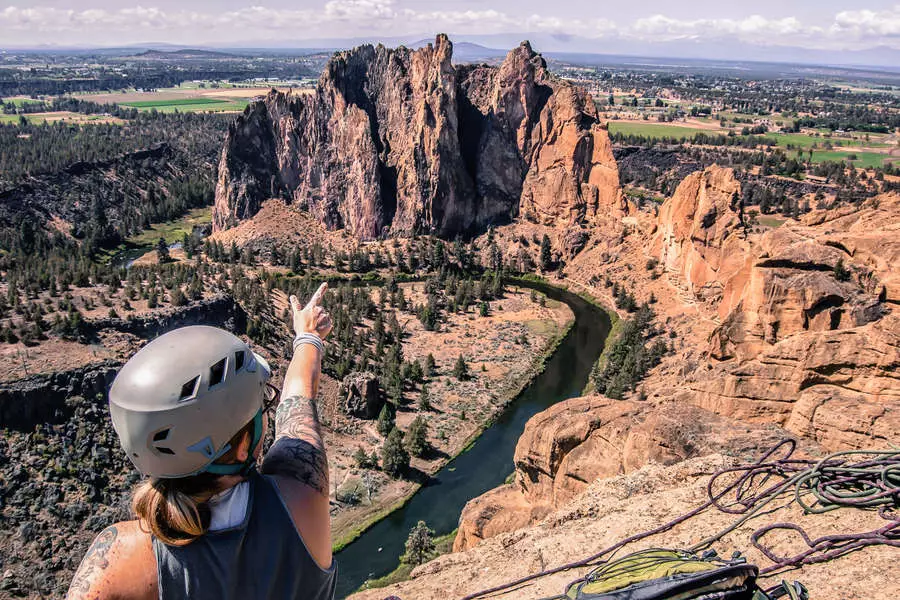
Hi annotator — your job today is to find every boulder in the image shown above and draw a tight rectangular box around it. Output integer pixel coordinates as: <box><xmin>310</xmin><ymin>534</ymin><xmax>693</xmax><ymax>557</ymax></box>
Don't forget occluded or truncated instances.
<box><xmin>340</xmin><ymin>372</ymin><xmax>384</xmax><ymax>419</ymax></box>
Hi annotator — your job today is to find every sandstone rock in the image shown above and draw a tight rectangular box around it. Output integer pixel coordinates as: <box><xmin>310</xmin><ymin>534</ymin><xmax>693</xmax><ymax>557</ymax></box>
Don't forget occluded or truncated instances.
<box><xmin>653</xmin><ymin>165</ymin><xmax>752</xmax><ymax>317</ymax></box>
<box><xmin>340</xmin><ymin>372</ymin><xmax>384</xmax><ymax>419</ymax></box>
<box><xmin>214</xmin><ymin>36</ymin><xmax>621</xmax><ymax>240</ymax></box>
<box><xmin>650</xmin><ymin>183</ymin><xmax>898</xmax><ymax>451</ymax></box>
<box><xmin>454</xmin><ymin>396</ymin><xmax>785</xmax><ymax>551</ymax></box>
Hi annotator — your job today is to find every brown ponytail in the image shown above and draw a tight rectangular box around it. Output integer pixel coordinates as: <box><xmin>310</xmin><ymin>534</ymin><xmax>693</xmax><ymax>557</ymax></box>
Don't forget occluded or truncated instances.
<box><xmin>131</xmin><ymin>420</ymin><xmax>256</xmax><ymax>546</ymax></box>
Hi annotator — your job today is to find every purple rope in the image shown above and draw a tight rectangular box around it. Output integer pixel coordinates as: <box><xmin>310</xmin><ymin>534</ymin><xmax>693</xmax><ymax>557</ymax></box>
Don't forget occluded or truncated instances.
<box><xmin>460</xmin><ymin>440</ymin><xmax>900</xmax><ymax>600</ymax></box>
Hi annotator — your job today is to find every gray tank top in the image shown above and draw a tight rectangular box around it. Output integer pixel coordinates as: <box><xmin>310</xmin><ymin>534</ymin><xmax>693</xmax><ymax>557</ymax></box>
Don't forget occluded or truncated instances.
<box><xmin>153</xmin><ymin>471</ymin><xmax>336</xmax><ymax>600</ymax></box>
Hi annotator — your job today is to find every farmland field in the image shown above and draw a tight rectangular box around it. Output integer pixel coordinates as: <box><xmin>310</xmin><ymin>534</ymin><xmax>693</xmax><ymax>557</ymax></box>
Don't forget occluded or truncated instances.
<box><xmin>69</xmin><ymin>84</ymin><xmax>305</xmax><ymax>113</ymax></box>
<box><xmin>809</xmin><ymin>150</ymin><xmax>888</xmax><ymax>168</ymax></box>
<box><xmin>0</xmin><ymin>111</ymin><xmax>125</xmax><ymax>125</ymax></box>
<box><xmin>607</xmin><ymin>121</ymin><xmax>711</xmax><ymax>139</ymax></box>
<box><xmin>117</xmin><ymin>98</ymin><xmax>249</xmax><ymax>112</ymax></box>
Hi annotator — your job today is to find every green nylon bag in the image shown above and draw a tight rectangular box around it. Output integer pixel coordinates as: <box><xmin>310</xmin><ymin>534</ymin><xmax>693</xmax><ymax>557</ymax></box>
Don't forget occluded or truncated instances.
<box><xmin>543</xmin><ymin>548</ymin><xmax>803</xmax><ymax>600</ymax></box>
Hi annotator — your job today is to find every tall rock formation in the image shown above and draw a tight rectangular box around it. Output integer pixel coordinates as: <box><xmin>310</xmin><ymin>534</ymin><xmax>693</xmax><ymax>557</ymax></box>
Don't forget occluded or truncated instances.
<box><xmin>651</xmin><ymin>171</ymin><xmax>898</xmax><ymax>450</ymax></box>
<box><xmin>213</xmin><ymin>35</ymin><xmax>623</xmax><ymax>240</ymax></box>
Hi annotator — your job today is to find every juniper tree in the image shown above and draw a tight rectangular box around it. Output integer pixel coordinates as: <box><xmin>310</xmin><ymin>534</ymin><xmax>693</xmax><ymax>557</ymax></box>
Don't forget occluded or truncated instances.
<box><xmin>539</xmin><ymin>234</ymin><xmax>552</xmax><ymax>271</ymax></box>
<box><xmin>405</xmin><ymin>416</ymin><xmax>429</xmax><ymax>458</ymax></box>
<box><xmin>381</xmin><ymin>427</ymin><xmax>409</xmax><ymax>478</ymax></box>
<box><xmin>418</xmin><ymin>384</ymin><xmax>431</xmax><ymax>411</ymax></box>
<box><xmin>404</xmin><ymin>521</ymin><xmax>436</xmax><ymax>565</ymax></box>
<box><xmin>156</xmin><ymin>237</ymin><xmax>170</xmax><ymax>263</ymax></box>
<box><xmin>376</xmin><ymin>402</ymin><xmax>396</xmax><ymax>437</ymax></box>
<box><xmin>453</xmin><ymin>354</ymin><xmax>469</xmax><ymax>381</ymax></box>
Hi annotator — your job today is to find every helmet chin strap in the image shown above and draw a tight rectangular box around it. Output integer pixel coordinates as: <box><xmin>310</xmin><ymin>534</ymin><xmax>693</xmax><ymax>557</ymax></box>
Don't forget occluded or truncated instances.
<box><xmin>203</xmin><ymin>409</ymin><xmax>264</xmax><ymax>477</ymax></box>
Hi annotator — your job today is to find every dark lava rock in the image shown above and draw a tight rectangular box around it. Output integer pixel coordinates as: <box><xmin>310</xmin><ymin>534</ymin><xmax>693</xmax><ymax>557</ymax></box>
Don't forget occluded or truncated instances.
<box><xmin>340</xmin><ymin>372</ymin><xmax>384</xmax><ymax>419</ymax></box>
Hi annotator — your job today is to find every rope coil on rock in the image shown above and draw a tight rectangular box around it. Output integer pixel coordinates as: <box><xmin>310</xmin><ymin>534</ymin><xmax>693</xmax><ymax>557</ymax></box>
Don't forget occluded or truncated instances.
<box><xmin>461</xmin><ymin>440</ymin><xmax>900</xmax><ymax>600</ymax></box>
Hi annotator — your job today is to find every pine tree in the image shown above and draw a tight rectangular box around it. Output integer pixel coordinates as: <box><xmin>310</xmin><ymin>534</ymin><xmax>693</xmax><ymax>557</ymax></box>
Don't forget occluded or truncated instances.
<box><xmin>539</xmin><ymin>234</ymin><xmax>552</xmax><ymax>271</ymax></box>
<box><xmin>418</xmin><ymin>384</ymin><xmax>431</xmax><ymax>411</ymax></box>
<box><xmin>353</xmin><ymin>446</ymin><xmax>371</xmax><ymax>469</ymax></box>
<box><xmin>376</xmin><ymin>402</ymin><xmax>396</xmax><ymax>437</ymax></box>
<box><xmin>405</xmin><ymin>416</ymin><xmax>429</xmax><ymax>458</ymax></box>
<box><xmin>382</xmin><ymin>427</ymin><xmax>409</xmax><ymax>478</ymax></box>
<box><xmin>453</xmin><ymin>354</ymin><xmax>469</xmax><ymax>381</ymax></box>
<box><xmin>424</xmin><ymin>353</ymin><xmax>436</xmax><ymax>377</ymax></box>
<box><xmin>404</xmin><ymin>521</ymin><xmax>436</xmax><ymax>565</ymax></box>
<box><xmin>156</xmin><ymin>237</ymin><xmax>170</xmax><ymax>263</ymax></box>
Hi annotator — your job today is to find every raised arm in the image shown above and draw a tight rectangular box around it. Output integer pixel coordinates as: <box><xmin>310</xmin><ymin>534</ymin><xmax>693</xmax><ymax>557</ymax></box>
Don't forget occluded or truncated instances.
<box><xmin>261</xmin><ymin>282</ymin><xmax>332</xmax><ymax>492</ymax></box>
<box><xmin>260</xmin><ymin>283</ymin><xmax>334</xmax><ymax>569</ymax></box>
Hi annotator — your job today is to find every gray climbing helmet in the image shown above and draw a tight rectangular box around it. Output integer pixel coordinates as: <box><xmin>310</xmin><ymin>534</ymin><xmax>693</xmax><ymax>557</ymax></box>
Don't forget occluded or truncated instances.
<box><xmin>108</xmin><ymin>326</ymin><xmax>271</xmax><ymax>479</ymax></box>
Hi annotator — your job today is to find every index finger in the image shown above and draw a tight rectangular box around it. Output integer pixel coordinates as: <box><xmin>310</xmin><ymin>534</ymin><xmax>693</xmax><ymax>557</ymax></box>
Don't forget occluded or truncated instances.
<box><xmin>304</xmin><ymin>282</ymin><xmax>328</xmax><ymax>310</ymax></box>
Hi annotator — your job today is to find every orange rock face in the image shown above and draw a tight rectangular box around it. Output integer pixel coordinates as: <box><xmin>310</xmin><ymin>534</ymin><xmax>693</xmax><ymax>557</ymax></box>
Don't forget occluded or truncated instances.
<box><xmin>652</xmin><ymin>166</ymin><xmax>753</xmax><ymax>318</ymax></box>
<box><xmin>454</xmin><ymin>397</ymin><xmax>786</xmax><ymax>552</ymax></box>
<box><xmin>454</xmin><ymin>178</ymin><xmax>898</xmax><ymax>553</ymax></box>
<box><xmin>213</xmin><ymin>36</ymin><xmax>621</xmax><ymax>240</ymax></box>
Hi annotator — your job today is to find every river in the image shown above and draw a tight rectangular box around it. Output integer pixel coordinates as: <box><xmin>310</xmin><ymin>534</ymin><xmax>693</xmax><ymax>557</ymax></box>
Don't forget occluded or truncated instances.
<box><xmin>333</xmin><ymin>281</ymin><xmax>612</xmax><ymax>598</ymax></box>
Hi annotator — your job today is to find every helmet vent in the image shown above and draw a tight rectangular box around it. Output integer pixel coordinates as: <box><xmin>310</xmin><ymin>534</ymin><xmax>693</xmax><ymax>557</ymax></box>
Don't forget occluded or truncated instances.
<box><xmin>179</xmin><ymin>376</ymin><xmax>200</xmax><ymax>402</ymax></box>
<box><xmin>152</xmin><ymin>428</ymin><xmax>171</xmax><ymax>442</ymax></box>
<box><xmin>234</xmin><ymin>350</ymin><xmax>246</xmax><ymax>371</ymax></box>
<box><xmin>209</xmin><ymin>358</ymin><xmax>228</xmax><ymax>387</ymax></box>
<box><xmin>156</xmin><ymin>447</ymin><xmax>175</xmax><ymax>455</ymax></box>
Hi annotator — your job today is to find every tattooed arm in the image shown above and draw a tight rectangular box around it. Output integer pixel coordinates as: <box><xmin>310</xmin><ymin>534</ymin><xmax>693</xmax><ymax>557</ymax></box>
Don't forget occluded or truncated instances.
<box><xmin>261</xmin><ymin>282</ymin><xmax>332</xmax><ymax>494</ymax></box>
<box><xmin>66</xmin><ymin>521</ymin><xmax>156</xmax><ymax>600</ymax></box>
<box><xmin>262</xmin><ymin>283</ymin><xmax>334</xmax><ymax>570</ymax></box>
<box><xmin>67</xmin><ymin>526</ymin><xmax>118</xmax><ymax>599</ymax></box>
<box><xmin>260</xmin><ymin>394</ymin><xmax>328</xmax><ymax>495</ymax></box>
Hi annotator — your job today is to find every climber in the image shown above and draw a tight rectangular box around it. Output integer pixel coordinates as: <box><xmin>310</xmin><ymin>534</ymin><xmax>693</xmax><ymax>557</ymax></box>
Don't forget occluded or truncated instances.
<box><xmin>66</xmin><ymin>283</ymin><xmax>336</xmax><ymax>600</ymax></box>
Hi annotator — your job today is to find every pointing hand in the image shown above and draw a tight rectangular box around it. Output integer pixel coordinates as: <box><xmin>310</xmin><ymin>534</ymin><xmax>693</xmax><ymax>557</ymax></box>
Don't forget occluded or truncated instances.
<box><xmin>289</xmin><ymin>282</ymin><xmax>332</xmax><ymax>340</ymax></box>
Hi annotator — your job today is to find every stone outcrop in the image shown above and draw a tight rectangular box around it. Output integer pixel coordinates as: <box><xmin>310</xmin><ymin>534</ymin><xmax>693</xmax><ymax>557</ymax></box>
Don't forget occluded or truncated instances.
<box><xmin>340</xmin><ymin>372</ymin><xmax>384</xmax><ymax>419</ymax></box>
<box><xmin>0</xmin><ymin>360</ymin><xmax>120</xmax><ymax>430</ymax></box>
<box><xmin>454</xmin><ymin>397</ymin><xmax>785</xmax><ymax>551</ymax></box>
<box><xmin>453</xmin><ymin>180</ymin><xmax>899</xmax><ymax>555</ymax></box>
<box><xmin>352</xmin><ymin>455</ymin><xmax>897</xmax><ymax>600</ymax></box>
<box><xmin>650</xmin><ymin>174</ymin><xmax>898</xmax><ymax>451</ymax></box>
<box><xmin>214</xmin><ymin>35</ymin><xmax>623</xmax><ymax>240</ymax></box>
<box><xmin>652</xmin><ymin>166</ymin><xmax>753</xmax><ymax>318</ymax></box>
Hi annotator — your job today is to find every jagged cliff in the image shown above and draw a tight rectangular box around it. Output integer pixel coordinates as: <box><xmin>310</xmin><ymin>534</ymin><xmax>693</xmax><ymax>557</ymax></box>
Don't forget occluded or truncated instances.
<box><xmin>444</xmin><ymin>167</ymin><xmax>898</xmax><ymax>572</ymax></box>
<box><xmin>213</xmin><ymin>35</ymin><xmax>623</xmax><ymax>240</ymax></box>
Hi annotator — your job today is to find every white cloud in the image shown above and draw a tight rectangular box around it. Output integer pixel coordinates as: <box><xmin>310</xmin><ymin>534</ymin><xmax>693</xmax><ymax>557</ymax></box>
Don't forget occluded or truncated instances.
<box><xmin>1</xmin><ymin>4</ymin><xmax>899</xmax><ymax>51</ymax></box>
<box><xmin>324</xmin><ymin>0</ymin><xmax>396</xmax><ymax>21</ymax></box>
<box><xmin>832</xmin><ymin>6</ymin><xmax>900</xmax><ymax>37</ymax></box>
<box><xmin>632</xmin><ymin>14</ymin><xmax>812</xmax><ymax>41</ymax></box>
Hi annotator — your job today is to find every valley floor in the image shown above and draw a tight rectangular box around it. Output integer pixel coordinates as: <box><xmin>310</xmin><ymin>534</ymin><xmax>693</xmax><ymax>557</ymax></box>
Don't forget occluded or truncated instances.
<box><xmin>324</xmin><ymin>284</ymin><xmax>574</xmax><ymax>548</ymax></box>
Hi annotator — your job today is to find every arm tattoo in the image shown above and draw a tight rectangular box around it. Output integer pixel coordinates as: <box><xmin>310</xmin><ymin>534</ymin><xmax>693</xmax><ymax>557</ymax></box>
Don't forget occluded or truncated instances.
<box><xmin>261</xmin><ymin>394</ymin><xmax>328</xmax><ymax>495</ymax></box>
<box><xmin>67</xmin><ymin>526</ymin><xmax>118</xmax><ymax>599</ymax></box>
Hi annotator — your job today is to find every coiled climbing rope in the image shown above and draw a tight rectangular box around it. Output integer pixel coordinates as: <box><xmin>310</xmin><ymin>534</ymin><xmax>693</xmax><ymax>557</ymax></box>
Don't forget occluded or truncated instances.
<box><xmin>461</xmin><ymin>439</ymin><xmax>900</xmax><ymax>600</ymax></box>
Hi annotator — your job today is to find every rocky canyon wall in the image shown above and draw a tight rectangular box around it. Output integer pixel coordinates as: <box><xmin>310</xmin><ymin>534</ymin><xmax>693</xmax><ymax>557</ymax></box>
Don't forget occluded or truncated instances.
<box><xmin>454</xmin><ymin>169</ymin><xmax>898</xmax><ymax>554</ymax></box>
<box><xmin>213</xmin><ymin>35</ymin><xmax>623</xmax><ymax>240</ymax></box>
<box><xmin>652</xmin><ymin>168</ymin><xmax>898</xmax><ymax>450</ymax></box>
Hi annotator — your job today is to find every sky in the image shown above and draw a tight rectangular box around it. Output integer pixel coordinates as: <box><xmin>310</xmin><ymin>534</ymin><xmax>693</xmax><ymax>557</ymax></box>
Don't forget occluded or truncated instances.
<box><xmin>1</xmin><ymin>1</ymin><xmax>899</xmax><ymax>57</ymax></box>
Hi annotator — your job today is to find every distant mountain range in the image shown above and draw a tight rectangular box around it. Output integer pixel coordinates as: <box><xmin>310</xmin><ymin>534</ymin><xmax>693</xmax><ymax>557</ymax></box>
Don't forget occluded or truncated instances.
<box><xmin>4</xmin><ymin>33</ymin><xmax>900</xmax><ymax>73</ymax></box>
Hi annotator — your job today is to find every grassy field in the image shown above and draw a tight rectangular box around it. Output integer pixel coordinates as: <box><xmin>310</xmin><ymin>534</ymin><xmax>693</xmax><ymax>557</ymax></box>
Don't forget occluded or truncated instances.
<box><xmin>96</xmin><ymin>207</ymin><xmax>212</xmax><ymax>264</ymax></box>
<box><xmin>809</xmin><ymin>150</ymin><xmax>887</xmax><ymax>168</ymax></box>
<box><xmin>130</xmin><ymin>207</ymin><xmax>212</xmax><ymax>246</ymax></box>
<box><xmin>607</xmin><ymin>120</ymin><xmax>892</xmax><ymax>167</ymax></box>
<box><xmin>2</xmin><ymin>97</ymin><xmax>45</xmax><ymax>108</ymax></box>
<box><xmin>607</xmin><ymin>121</ymin><xmax>711</xmax><ymax>139</ymax></box>
<box><xmin>757</xmin><ymin>216</ymin><xmax>787</xmax><ymax>229</ymax></box>
<box><xmin>0</xmin><ymin>112</ymin><xmax>124</xmax><ymax>125</ymax></box>
<box><xmin>118</xmin><ymin>98</ymin><xmax>248</xmax><ymax>112</ymax></box>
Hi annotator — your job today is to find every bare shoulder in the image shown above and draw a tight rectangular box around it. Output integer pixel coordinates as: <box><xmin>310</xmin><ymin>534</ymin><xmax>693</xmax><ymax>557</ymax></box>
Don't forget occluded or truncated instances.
<box><xmin>67</xmin><ymin>520</ymin><xmax>156</xmax><ymax>600</ymax></box>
